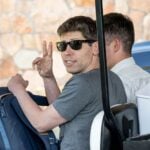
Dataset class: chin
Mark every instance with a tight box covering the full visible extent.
[67,69,80,74]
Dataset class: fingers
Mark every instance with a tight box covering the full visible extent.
[33,41,53,76]
[43,40,47,57]
[13,73,21,79]
[15,73,24,80]
[8,73,22,85]
[8,74,29,91]
[17,74,29,87]
[32,57,42,69]
[48,42,53,57]
[42,41,53,57]
[15,74,29,87]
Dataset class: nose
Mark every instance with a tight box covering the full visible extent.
[63,44,73,54]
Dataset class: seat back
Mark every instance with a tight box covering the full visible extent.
[132,41,150,73]
[90,103,139,150]
[90,111,104,150]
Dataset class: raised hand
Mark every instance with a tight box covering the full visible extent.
[33,41,54,78]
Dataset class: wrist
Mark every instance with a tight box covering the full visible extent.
[40,70,54,79]
[42,72,55,80]
[14,89,27,100]
[43,75,56,83]
[11,85,26,96]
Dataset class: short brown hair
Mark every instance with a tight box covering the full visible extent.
[57,16,97,40]
[104,13,135,54]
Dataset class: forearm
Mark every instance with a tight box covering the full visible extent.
[43,76,60,104]
[7,74,63,132]
[12,89,45,130]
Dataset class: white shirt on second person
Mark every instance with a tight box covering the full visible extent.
[111,57,150,103]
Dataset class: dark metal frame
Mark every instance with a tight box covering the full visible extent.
[95,0,123,149]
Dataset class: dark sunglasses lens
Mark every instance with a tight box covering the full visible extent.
[56,42,67,52]
[70,40,82,50]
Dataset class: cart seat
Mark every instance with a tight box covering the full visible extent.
[90,103,139,150]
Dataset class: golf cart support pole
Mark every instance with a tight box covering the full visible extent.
[95,0,123,149]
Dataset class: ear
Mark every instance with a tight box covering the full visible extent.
[92,41,99,55]
[111,38,121,53]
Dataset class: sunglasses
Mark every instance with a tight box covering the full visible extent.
[56,40,96,52]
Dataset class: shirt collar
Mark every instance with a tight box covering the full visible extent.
[111,57,136,73]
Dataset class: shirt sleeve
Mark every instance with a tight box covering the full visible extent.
[52,75,93,121]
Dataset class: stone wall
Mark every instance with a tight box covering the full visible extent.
[0,0,150,94]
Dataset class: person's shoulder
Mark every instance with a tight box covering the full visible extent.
[108,70,122,80]
[108,70,127,103]
[108,70,126,89]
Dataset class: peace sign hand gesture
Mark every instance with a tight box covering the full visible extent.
[33,41,54,78]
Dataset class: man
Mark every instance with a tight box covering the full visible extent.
[7,16,126,150]
[104,12,150,103]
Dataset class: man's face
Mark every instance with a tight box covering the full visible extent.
[58,31,97,74]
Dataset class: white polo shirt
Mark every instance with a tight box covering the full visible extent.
[111,57,150,103]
